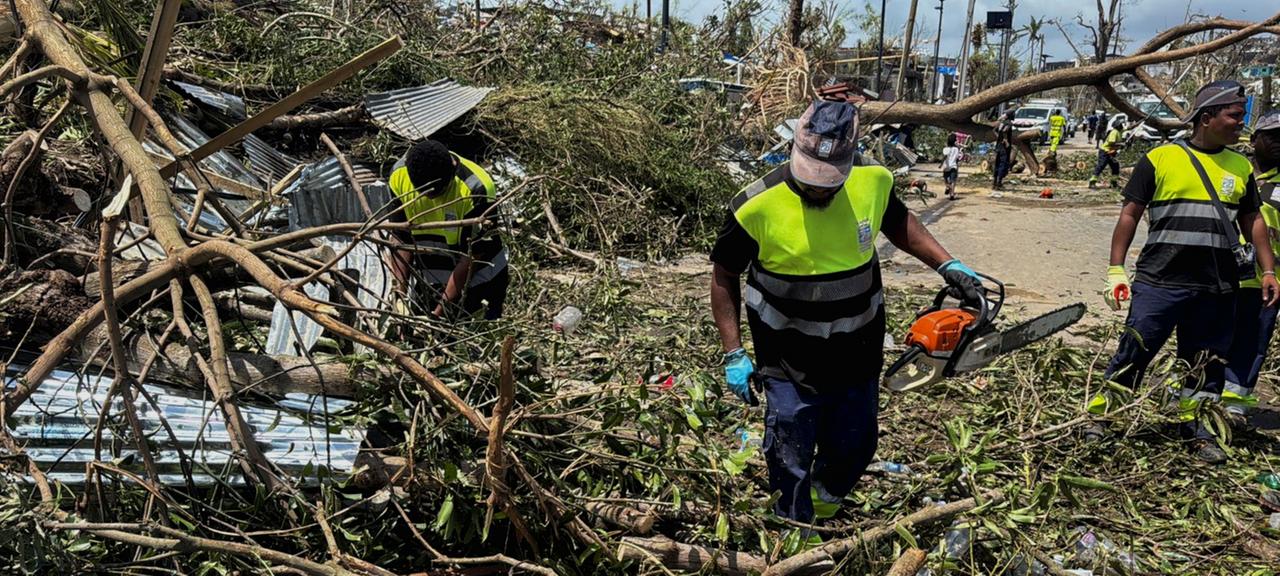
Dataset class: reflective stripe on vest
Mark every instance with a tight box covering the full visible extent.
[419,247,509,287]
[1140,144,1254,253]
[731,164,892,337]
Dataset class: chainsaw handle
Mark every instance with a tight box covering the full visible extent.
[930,272,1004,328]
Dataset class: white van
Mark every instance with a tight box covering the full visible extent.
[1011,101,1070,144]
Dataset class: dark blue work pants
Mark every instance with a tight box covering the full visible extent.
[1092,149,1120,178]
[1103,282,1235,438]
[1225,288,1278,399]
[762,376,878,522]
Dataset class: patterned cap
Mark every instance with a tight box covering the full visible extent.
[791,100,860,188]
[1255,110,1280,133]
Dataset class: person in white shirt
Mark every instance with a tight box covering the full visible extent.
[940,133,961,200]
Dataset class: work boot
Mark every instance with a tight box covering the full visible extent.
[1191,439,1228,465]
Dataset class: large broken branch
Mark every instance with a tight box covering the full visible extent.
[857,10,1280,138]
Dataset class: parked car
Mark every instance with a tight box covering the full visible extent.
[1011,100,1070,145]
[1129,96,1190,141]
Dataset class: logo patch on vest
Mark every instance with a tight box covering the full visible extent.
[857,219,873,252]
[1221,175,1236,197]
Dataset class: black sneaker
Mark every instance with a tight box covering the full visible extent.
[1191,439,1228,465]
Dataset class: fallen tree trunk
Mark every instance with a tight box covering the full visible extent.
[618,535,767,575]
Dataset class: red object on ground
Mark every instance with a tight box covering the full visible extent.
[1039,188,1054,199]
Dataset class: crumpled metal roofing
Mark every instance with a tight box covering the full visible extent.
[5,367,363,487]
[284,157,390,229]
[145,114,262,230]
[171,80,247,121]
[365,79,493,141]
[266,158,394,355]
[244,134,302,186]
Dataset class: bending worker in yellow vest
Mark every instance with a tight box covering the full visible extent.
[710,100,985,523]
[1048,109,1067,153]
[388,140,509,319]
[1096,81,1279,464]
[1224,110,1280,419]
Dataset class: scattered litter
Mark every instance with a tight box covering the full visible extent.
[1039,187,1054,199]
[866,461,913,475]
[553,305,584,335]
[1072,526,1137,573]
[989,190,1004,198]
[616,256,644,277]
[944,522,972,560]
[1257,472,1280,490]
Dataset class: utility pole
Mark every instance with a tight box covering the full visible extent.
[956,0,976,101]
[896,0,920,98]
[658,0,669,52]
[875,0,887,93]
[646,0,651,35]
[929,0,945,102]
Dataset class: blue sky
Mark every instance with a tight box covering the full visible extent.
[610,1,1272,64]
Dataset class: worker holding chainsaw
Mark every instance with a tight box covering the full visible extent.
[1099,80,1279,464]
[1224,111,1280,420]
[709,99,985,523]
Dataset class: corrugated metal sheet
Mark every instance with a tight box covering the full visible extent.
[244,134,302,185]
[5,367,362,487]
[365,79,494,141]
[171,80,247,121]
[146,115,264,230]
[267,159,394,355]
[284,157,391,229]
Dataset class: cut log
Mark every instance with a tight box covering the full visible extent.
[618,535,765,576]
[886,548,928,576]
[585,502,656,535]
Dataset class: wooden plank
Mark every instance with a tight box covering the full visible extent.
[126,0,182,141]
[145,150,267,201]
[159,36,403,179]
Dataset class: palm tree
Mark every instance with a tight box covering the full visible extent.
[1021,16,1046,73]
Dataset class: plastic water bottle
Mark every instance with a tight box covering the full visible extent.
[944,522,971,559]
[616,257,644,277]
[867,461,913,475]
[736,427,762,452]
[552,306,583,335]
[1072,527,1136,573]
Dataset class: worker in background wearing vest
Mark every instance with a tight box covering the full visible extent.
[388,140,509,320]
[1094,81,1279,464]
[1048,109,1067,154]
[1089,116,1127,189]
[1224,111,1280,421]
[710,100,985,524]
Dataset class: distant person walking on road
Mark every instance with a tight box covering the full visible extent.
[1086,111,1100,145]
[941,133,961,200]
[1048,109,1067,153]
[993,110,1015,190]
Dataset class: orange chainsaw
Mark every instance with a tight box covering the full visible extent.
[883,274,1085,392]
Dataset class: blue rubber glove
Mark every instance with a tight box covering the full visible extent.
[724,348,754,403]
[937,259,983,305]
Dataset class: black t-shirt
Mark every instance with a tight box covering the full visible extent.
[1124,142,1260,293]
[711,191,909,390]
